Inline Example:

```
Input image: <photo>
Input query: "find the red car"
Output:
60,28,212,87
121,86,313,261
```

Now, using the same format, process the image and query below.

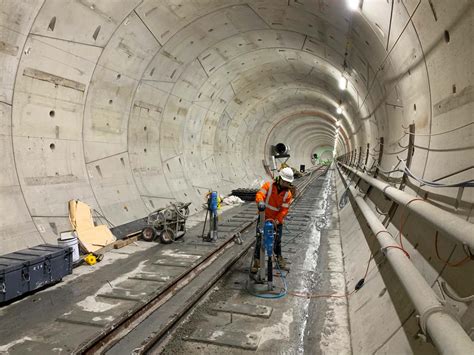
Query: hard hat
279,167,294,183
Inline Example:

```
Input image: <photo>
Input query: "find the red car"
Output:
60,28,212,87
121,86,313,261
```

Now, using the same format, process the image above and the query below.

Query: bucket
58,235,80,263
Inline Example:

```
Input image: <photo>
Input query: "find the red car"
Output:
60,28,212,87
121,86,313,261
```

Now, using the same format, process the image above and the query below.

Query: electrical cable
434,231,471,267
398,157,474,187
246,253,288,299
404,122,474,137
381,146,409,155
395,198,423,254
338,186,350,209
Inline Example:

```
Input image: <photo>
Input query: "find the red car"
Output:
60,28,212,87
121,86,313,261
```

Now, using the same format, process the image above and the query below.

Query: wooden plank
113,236,138,249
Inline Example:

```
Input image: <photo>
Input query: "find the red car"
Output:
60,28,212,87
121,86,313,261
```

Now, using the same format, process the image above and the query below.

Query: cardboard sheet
68,200,116,253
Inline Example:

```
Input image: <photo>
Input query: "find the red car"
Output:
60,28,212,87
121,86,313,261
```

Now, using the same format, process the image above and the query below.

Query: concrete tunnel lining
0,0,473,353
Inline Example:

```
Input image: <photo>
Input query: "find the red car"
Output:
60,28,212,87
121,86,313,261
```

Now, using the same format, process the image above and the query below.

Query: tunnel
0,0,473,353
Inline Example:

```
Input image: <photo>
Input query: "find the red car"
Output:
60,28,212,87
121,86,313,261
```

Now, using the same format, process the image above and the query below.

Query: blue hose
246,255,288,299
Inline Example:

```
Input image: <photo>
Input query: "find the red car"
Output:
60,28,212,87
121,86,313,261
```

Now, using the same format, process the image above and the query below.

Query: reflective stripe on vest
265,183,273,207
264,182,287,211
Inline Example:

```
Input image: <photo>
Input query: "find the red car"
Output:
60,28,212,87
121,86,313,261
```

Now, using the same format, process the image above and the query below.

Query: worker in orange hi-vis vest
252,167,294,273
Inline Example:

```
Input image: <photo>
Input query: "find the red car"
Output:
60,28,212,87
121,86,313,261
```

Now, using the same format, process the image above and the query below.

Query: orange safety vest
255,181,293,224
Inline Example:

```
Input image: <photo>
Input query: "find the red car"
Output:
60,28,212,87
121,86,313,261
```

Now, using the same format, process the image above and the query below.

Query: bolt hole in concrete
116,73,121,79
49,143,55,150
93,25,101,40
48,16,56,31
444,30,450,43
49,110,55,117
109,99,113,104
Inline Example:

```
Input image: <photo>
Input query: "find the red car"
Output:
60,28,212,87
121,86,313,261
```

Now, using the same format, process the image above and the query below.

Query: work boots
277,256,289,271
250,259,260,273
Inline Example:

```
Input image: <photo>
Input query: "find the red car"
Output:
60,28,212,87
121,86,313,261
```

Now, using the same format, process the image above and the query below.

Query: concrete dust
76,260,148,313
161,249,201,259
252,309,293,344
0,337,34,353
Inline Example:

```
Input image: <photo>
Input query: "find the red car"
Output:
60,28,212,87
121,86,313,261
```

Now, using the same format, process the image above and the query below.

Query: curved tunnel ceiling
0,0,472,252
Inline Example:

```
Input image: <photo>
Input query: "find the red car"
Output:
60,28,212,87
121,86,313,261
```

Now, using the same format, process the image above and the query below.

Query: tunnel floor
157,169,350,354
0,170,350,354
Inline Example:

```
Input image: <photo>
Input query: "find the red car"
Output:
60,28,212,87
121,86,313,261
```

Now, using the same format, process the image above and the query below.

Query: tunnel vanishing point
0,0,473,354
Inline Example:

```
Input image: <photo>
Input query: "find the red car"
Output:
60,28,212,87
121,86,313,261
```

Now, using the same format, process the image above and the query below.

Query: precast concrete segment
340,163,474,249
340,168,474,354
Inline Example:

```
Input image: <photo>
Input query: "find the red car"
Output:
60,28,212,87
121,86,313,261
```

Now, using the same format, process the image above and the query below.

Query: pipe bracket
417,304,456,343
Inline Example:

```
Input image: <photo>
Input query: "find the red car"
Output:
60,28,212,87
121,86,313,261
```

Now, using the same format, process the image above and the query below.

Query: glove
257,201,266,211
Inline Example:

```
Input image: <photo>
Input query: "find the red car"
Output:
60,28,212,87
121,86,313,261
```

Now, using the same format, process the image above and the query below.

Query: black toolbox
0,244,72,303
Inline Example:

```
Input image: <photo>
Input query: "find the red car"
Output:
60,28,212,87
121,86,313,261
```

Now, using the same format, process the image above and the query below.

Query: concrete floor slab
185,328,260,351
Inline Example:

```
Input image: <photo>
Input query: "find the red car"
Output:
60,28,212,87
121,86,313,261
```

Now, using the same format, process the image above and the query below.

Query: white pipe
338,168,474,354
339,163,474,250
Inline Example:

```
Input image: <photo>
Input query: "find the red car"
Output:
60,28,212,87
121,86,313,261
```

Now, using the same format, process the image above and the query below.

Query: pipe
337,168,474,354
339,163,474,250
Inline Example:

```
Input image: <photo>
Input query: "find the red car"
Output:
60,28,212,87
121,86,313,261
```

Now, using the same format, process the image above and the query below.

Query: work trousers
254,223,283,260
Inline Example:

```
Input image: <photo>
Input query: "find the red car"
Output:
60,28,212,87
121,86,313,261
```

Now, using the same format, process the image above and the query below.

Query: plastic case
0,244,72,303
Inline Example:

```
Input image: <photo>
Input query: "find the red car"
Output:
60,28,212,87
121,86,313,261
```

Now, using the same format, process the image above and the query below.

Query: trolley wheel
159,229,175,244
141,227,155,242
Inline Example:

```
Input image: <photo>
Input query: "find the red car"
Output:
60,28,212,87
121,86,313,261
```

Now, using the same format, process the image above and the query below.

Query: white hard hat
279,167,294,183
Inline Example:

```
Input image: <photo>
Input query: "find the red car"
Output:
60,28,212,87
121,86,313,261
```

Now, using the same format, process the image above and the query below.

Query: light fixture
336,105,343,115
347,0,360,11
338,75,347,90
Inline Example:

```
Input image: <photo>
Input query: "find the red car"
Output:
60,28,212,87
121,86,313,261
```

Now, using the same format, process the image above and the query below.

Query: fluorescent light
347,0,360,11
338,76,347,90
336,106,343,115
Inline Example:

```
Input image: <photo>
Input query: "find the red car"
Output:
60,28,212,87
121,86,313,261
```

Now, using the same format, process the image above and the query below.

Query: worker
252,167,294,272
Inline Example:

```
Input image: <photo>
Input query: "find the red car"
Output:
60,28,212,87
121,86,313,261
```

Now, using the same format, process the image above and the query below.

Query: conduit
338,163,474,250
337,166,474,354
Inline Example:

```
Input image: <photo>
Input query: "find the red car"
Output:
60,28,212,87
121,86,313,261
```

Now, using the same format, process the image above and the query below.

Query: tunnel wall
0,1,473,353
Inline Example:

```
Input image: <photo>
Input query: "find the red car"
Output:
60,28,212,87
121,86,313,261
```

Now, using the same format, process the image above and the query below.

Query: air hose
246,258,288,299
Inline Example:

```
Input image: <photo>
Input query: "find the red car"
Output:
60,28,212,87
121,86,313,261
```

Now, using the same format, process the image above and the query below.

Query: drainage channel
84,166,328,354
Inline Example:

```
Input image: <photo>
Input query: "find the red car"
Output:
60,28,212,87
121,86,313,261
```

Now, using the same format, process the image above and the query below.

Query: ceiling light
347,0,360,11
338,76,347,90
336,106,343,115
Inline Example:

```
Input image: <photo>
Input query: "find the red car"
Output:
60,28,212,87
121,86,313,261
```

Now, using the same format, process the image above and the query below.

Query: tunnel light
347,0,360,11
338,76,347,91
336,106,343,115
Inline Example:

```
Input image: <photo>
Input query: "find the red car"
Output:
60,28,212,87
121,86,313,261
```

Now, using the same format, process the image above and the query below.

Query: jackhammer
253,201,275,291
202,191,219,242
